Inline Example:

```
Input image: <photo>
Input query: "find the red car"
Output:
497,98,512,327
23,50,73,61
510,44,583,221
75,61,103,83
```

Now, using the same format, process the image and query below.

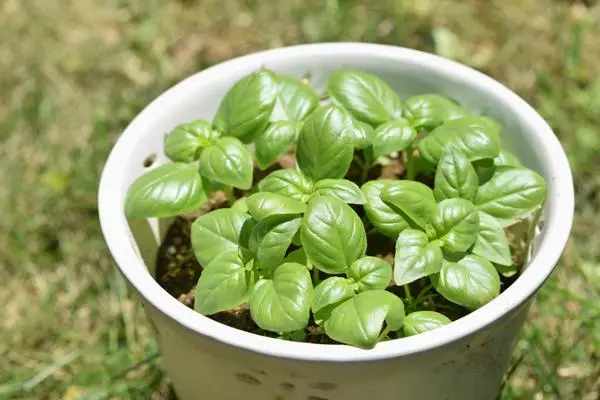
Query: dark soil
154,151,524,343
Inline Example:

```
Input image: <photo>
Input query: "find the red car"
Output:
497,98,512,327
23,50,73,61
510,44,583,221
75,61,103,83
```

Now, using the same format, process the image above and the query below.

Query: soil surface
154,152,523,343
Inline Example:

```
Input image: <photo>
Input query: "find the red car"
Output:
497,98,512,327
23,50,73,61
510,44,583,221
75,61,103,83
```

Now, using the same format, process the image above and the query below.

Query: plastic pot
98,43,574,400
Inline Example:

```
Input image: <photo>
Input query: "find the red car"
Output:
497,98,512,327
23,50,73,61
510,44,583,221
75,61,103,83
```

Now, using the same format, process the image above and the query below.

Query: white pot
98,43,574,400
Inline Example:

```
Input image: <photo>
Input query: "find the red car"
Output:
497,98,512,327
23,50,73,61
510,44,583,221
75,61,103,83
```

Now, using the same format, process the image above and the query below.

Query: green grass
1,0,599,398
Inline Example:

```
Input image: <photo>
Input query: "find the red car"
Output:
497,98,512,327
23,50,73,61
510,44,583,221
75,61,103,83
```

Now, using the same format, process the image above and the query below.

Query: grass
0,0,599,398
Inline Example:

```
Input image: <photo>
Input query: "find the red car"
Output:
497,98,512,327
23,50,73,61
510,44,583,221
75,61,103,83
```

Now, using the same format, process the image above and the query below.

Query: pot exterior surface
99,43,574,400
145,299,529,400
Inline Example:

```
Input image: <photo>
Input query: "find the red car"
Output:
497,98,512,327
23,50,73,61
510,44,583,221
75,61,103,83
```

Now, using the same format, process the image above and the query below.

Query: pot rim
98,42,574,362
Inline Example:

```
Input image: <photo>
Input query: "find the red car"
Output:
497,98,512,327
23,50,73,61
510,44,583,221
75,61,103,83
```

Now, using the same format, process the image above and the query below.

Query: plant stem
360,159,372,183
403,284,413,303
312,267,321,284
405,149,416,180
413,283,434,306
224,186,235,205
353,155,366,169
378,325,392,341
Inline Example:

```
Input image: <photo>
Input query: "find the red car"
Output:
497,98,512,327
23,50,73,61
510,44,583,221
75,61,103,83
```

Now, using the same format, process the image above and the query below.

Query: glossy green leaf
393,229,443,286
249,263,313,332
475,166,547,224
301,195,367,274
231,196,249,213
191,208,251,266
431,198,479,252
361,180,410,237
270,74,319,121
313,179,366,205
125,163,207,218
194,251,251,315
349,118,375,149
258,168,313,202
255,121,300,170
405,94,468,130
284,247,308,265
472,212,512,266
403,311,452,336
434,145,478,201
381,181,437,229
324,290,405,349
199,137,253,189
213,69,278,142
327,69,403,125
433,255,501,310
296,106,354,181
417,116,501,165
372,119,417,159
164,120,220,162
246,192,306,220
348,256,392,292
494,149,522,167
254,216,302,271
311,277,355,323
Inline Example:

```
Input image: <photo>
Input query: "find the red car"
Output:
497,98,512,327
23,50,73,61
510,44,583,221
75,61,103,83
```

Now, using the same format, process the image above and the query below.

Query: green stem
378,325,392,341
360,159,372,183
405,148,416,180
403,284,413,303
312,267,321,284
224,186,235,205
353,155,366,169
413,283,434,306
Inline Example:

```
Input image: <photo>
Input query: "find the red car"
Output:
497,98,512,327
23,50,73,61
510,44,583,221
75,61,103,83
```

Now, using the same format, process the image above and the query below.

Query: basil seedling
124,68,548,349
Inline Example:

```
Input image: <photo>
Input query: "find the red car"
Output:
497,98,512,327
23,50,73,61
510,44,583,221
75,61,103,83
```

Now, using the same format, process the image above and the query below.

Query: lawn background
1,1,599,399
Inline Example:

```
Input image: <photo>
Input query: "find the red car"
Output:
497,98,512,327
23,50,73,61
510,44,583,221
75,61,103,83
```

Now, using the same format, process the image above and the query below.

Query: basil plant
124,68,547,349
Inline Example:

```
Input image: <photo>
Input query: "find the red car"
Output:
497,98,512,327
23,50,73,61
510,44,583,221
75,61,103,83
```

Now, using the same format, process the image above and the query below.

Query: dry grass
1,0,599,399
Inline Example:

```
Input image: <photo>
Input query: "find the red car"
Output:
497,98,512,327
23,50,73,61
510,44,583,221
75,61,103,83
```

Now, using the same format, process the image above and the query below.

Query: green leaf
417,116,501,165
475,166,547,224
258,168,313,202
213,69,278,142
381,181,437,229
327,69,403,125
249,263,313,332
296,106,355,181
431,198,479,252
311,277,355,323
270,74,319,121
405,94,468,130
199,137,253,189
433,255,501,310
393,229,443,286
313,179,366,205
361,180,410,237
494,149,521,167
246,192,306,220
301,195,367,274
255,121,300,170
253,216,302,271
164,120,220,162
324,290,405,349
472,212,512,266
125,163,207,218
434,145,478,201
349,118,375,149
284,248,308,265
231,196,249,213
191,208,251,266
403,311,452,336
372,119,417,159
348,256,392,292
194,251,252,315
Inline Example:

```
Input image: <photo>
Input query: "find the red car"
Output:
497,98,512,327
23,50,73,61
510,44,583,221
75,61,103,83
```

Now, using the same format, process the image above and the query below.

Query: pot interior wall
124,51,550,276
